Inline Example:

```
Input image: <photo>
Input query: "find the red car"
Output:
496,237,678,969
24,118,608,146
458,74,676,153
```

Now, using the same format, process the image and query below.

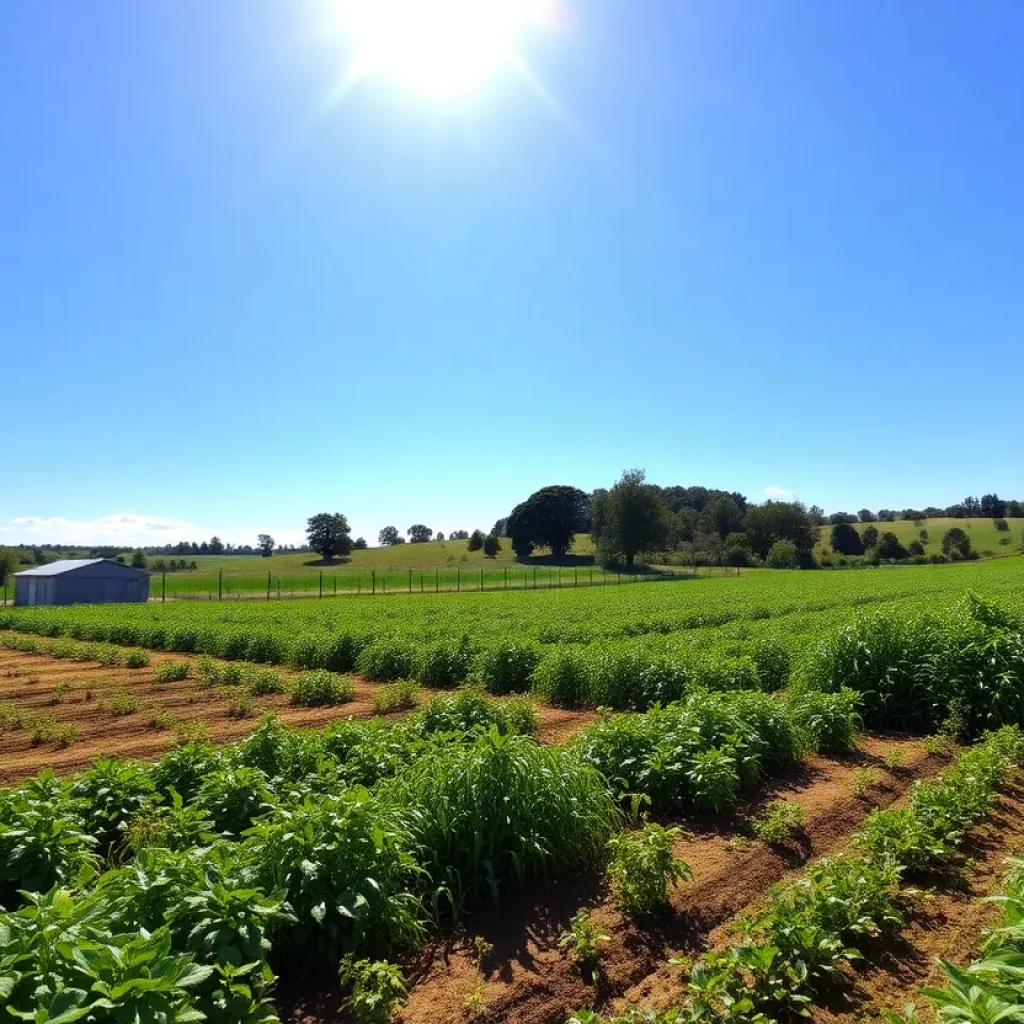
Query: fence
0,564,747,606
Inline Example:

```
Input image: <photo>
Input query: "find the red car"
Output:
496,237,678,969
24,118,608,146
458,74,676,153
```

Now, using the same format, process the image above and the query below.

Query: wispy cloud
764,485,794,499
0,512,307,548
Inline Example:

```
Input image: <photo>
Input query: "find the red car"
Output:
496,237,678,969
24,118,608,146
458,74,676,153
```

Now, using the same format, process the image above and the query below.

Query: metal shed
13,559,150,606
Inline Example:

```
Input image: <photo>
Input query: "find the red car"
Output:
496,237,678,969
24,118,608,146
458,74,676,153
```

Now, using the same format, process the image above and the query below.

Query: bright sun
333,0,552,99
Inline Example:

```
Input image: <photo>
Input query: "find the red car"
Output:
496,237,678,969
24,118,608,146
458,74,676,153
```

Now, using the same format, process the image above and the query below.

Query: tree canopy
591,469,672,567
378,526,399,547
830,522,864,556
743,501,819,560
306,513,353,561
407,524,433,544
506,485,589,560
257,534,275,558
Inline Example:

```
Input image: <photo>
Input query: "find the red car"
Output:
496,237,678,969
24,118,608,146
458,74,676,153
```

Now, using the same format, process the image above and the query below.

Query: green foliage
389,729,621,913
155,659,190,683
290,669,355,707
372,680,420,715
357,637,417,682
195,765,273,837
307,511,353,560
591,469,673,567
70,757,155,856
766,538,800,569
559,910,609,983
506,485,589,558
124,647,150,668
607,822,693,916
477,641,540,694
943,526,974,558
831,521,864,556
416,636,475,688
751,799,804,845
339,957,408,1024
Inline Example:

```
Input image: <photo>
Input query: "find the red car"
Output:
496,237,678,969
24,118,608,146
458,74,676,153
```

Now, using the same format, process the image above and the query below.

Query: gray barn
13,559,150,606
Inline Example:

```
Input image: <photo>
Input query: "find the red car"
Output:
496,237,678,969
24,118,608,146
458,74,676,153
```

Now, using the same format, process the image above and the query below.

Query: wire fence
0,564,748,606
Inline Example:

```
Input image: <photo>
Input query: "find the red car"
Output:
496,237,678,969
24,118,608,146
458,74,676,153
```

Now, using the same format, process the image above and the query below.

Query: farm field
2,560,1024,1023
4,558,1024,702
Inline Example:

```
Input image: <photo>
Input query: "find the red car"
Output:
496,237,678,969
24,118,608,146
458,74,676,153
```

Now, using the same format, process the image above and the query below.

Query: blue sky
3,1,1023,547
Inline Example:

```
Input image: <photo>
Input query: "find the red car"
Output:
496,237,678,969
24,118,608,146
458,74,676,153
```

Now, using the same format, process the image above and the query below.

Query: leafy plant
155,660,191,683
291,669,356,707
372,680,421,715
751,800,805,846
607,822,692,916
559,909,609,983
339,956,409,1024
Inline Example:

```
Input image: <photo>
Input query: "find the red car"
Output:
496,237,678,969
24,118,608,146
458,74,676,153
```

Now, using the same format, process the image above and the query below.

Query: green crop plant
607,822,693,917
124,647,151,668
559,909,609,983
476,640,540,694
356,637,417,682
155,660,190,683
101,690,139,716
850,766,880,799
290,669,356,706
29,715,76,747
388,728,621,914
339,956,409,1024
416,635,475,688
194,765,273,837
372,679,421,715
751,800,805,846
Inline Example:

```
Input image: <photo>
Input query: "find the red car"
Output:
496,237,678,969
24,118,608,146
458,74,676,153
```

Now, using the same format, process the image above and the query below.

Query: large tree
744,501,819,560
506,485,590,559
257,534,275,558
306,513,353,561
407,524,433,544
830,522,864,556
591,469,672,567
378,526,400,546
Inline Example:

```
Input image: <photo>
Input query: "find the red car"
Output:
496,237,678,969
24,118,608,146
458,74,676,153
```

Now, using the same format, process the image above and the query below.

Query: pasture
1,556,1024,1024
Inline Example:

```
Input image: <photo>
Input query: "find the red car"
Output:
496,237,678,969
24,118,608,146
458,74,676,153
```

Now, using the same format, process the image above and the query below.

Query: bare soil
0,648,595,783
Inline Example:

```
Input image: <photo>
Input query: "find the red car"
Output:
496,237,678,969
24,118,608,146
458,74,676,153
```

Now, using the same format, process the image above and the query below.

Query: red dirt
0,648,595,784
813,779,1024,1024
279,734,943,1024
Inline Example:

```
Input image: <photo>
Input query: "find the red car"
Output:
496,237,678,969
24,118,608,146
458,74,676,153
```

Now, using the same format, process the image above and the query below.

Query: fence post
504,567,508,589
162,572,166,602
319,571,323,598
218,570,222,601
334,575,337,596
435,570,439,593
372,569,376,595
457,569,460,592
533,567,537,589
409,569,412,593
479,568,483,591
267,572,271,600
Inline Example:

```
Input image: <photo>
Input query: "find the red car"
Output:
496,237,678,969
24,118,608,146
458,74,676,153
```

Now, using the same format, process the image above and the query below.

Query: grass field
816,515,1024,556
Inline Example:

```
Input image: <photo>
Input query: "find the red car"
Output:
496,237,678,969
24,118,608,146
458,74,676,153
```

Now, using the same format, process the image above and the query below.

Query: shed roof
13,558,147,578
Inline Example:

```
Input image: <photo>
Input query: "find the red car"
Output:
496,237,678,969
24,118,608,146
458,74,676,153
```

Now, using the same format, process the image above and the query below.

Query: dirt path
278,734,943,1024
0,648,597,783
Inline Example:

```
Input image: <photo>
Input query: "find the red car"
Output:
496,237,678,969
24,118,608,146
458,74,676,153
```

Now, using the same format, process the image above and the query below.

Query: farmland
1,558,1024,1023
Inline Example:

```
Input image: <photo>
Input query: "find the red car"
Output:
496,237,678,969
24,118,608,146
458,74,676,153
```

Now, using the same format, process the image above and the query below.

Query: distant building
13,559,150,606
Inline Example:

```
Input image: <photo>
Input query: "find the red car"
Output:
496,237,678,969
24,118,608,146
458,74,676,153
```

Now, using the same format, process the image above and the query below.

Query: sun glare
334,0,553,98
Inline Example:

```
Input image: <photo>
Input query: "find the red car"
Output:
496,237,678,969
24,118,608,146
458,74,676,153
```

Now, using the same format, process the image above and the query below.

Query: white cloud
0,512,308,549
763,485,794,499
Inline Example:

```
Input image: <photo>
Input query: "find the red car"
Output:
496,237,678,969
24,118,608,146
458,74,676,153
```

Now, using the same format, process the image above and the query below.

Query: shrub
766,540,799,569
942,527,972,559
243,665,287,696
607,822,692,916
417,637,475,689
339,957,408,1024
414,687,537,738
877,531,908,560
195,765,273,837
751,800,804,845
372,680,420,715
291,669,355,707
751,640,790,692
154,661,190,684
356,638,417,683
532,647,592,707
476,641,541,694
124,648,150,668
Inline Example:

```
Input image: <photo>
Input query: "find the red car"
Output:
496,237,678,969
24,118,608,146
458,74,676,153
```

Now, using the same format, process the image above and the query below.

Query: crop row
0,685,856,1022
888,855,1024,1024
574,724,1024,1024
6,593,1024,737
